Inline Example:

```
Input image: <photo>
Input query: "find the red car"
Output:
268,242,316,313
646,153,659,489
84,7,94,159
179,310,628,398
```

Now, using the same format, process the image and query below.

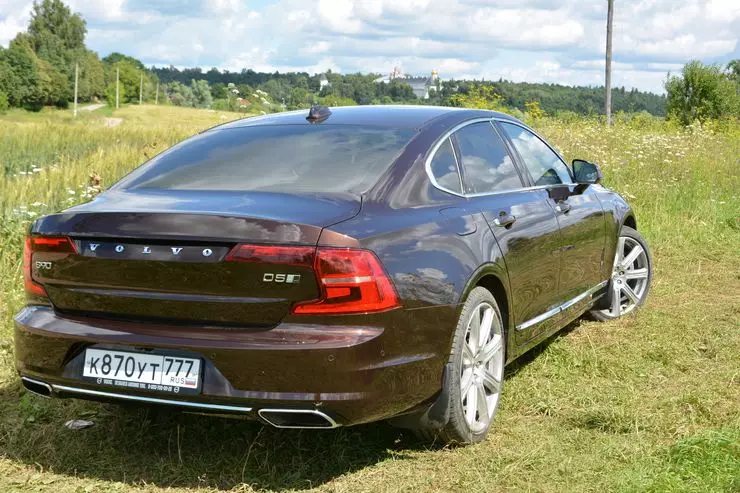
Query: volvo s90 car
16,105,652,444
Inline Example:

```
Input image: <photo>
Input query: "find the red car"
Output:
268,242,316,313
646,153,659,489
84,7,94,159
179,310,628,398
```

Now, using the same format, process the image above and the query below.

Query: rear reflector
292,248,401,315
24,235,77,298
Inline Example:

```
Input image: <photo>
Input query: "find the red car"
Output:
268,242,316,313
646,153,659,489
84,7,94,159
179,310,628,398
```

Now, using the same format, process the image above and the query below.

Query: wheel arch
458,263,512,362
622,213,637,231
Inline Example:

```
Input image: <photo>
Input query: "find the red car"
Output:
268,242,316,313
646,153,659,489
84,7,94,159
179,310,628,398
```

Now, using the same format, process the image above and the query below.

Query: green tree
289,86,313,109
77,50,104,101
0,47,20,106
665,60,740,125
103,52,146,70
727,60,740,83
104,81,124,107
27,0,87,97
261,79,292,104
167,81,194,106
0,91,9,114
212,82,227,99
319,94,357,106
5,33,67,109
106,59,147,104
450,83,505,111
190,79,213,108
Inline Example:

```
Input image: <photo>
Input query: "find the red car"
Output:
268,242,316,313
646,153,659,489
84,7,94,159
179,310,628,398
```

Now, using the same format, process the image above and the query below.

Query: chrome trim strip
516,306,561,331
451,136,465,195
322,276,372,285
21,376,53,398
258,408,340,429
51,384,253,412
516,281,609,331
424,117,495,197
423,116,572,199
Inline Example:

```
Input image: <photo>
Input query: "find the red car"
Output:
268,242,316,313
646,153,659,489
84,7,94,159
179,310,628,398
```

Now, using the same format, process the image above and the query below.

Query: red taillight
24,235,77,298
293,248,401,315
225,244,315,266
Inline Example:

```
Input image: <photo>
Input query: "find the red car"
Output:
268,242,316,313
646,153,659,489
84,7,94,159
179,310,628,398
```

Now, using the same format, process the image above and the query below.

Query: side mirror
572,159,603,184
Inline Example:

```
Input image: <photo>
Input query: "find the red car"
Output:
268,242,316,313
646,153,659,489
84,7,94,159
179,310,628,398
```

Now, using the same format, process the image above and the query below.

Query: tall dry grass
0,105,738,493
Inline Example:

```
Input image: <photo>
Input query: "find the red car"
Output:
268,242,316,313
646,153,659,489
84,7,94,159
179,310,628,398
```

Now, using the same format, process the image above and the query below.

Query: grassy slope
0,106,738,493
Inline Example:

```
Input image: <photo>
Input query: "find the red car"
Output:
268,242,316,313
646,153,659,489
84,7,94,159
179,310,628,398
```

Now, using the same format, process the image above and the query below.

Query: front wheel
416,287,506,445
590,226,653,321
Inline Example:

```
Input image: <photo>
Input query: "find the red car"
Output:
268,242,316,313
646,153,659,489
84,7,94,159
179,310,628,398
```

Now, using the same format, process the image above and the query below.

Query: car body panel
472,190,563,344
548,184,608,305
15,105,637,428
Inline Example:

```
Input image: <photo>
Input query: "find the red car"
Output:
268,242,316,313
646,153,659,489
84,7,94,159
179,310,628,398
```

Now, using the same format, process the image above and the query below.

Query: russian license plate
82,348,202,395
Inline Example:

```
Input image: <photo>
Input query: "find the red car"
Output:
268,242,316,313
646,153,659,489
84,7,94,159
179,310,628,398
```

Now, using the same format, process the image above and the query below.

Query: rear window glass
118,125,415,194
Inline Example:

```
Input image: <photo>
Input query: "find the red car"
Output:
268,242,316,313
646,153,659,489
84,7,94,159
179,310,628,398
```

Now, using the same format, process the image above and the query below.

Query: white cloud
705,0,740,23
0,1,31,46
0,0,738,93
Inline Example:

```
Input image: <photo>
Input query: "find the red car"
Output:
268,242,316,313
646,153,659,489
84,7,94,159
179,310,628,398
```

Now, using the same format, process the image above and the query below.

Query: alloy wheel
599,236,650,318
461,302,505,434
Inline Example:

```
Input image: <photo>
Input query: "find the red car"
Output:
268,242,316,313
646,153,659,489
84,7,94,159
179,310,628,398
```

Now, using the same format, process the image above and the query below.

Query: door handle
556,202,572,214
493,212,516,228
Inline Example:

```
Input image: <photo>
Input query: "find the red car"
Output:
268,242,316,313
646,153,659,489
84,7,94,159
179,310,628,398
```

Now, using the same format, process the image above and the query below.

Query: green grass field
0,105,738,492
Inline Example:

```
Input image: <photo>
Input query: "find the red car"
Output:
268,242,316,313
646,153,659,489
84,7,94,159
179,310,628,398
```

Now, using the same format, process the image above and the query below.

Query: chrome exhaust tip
258,408,339,429
21,376,53,398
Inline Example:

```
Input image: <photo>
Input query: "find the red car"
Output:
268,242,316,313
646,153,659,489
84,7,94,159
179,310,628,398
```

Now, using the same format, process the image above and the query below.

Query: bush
665,61,740,125
0,91,8,114
105,82,124,108
319,95,357,107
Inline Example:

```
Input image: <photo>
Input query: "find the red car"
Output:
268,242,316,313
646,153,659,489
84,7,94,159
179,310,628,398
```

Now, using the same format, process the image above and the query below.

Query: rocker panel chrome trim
516,281,608,331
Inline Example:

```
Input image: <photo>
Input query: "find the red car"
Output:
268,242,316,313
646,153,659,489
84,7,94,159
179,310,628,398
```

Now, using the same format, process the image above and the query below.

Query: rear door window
429,138,462,194
453,122,523,194
118,125,416,194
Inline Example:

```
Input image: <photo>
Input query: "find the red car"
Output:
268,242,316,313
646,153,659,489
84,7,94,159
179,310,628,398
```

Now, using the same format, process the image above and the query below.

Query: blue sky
1,0,738,93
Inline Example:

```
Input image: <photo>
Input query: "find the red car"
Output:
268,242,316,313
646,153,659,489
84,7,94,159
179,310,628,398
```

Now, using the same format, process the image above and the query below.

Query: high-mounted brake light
292,248,401,315
24,235,77,298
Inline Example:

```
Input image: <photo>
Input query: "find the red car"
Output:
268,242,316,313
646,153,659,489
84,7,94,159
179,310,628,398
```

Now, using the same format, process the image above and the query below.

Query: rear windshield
118,125,416,194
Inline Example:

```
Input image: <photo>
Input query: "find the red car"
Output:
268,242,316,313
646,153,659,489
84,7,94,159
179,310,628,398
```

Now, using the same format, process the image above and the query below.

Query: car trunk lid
29,190,360,327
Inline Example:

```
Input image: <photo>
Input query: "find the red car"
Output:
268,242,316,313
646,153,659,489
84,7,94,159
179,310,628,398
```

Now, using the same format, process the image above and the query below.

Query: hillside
151,66,668,116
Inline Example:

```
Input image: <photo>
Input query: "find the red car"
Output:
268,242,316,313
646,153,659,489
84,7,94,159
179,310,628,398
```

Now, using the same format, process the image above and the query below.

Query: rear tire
590,226,652,321
416,287,505,445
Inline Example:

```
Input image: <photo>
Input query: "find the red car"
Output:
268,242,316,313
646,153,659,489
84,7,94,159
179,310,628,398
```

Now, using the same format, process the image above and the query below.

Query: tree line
152,65,669,116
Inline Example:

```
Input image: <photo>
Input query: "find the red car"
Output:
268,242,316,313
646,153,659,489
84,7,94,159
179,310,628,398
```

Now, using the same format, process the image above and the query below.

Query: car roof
211,105,520,131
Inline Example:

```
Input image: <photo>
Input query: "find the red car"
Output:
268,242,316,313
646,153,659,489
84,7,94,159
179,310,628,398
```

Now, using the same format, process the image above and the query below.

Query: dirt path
103,117,123,127
80,103,105,112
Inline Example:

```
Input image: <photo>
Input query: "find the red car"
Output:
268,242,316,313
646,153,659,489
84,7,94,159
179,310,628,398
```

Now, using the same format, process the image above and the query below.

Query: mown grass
0,106,738,492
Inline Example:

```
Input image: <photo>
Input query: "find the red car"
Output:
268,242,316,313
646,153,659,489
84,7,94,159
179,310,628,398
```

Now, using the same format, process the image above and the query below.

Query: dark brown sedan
15,105,652,444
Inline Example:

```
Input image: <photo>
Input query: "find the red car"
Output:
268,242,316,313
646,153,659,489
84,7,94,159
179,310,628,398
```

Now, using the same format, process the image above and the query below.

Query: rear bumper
14,305,449,426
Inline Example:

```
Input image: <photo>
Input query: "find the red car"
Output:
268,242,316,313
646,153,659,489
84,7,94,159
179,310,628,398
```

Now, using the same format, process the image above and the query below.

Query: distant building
319,74,331,90
374,67,440,99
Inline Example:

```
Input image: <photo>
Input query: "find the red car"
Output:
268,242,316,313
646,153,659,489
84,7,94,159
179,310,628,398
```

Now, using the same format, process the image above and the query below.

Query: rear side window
453,122,522,194
118,125,416,194
429,138,462,194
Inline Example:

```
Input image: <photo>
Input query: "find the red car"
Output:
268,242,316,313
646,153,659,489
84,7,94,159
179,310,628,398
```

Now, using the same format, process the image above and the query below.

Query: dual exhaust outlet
21,376,338,429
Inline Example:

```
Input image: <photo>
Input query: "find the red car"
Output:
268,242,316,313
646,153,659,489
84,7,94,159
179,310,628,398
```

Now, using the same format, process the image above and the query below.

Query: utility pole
139,73,143,105
155,81,159,105
73,62,79,118
605,0,614,125
115,66,120,110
